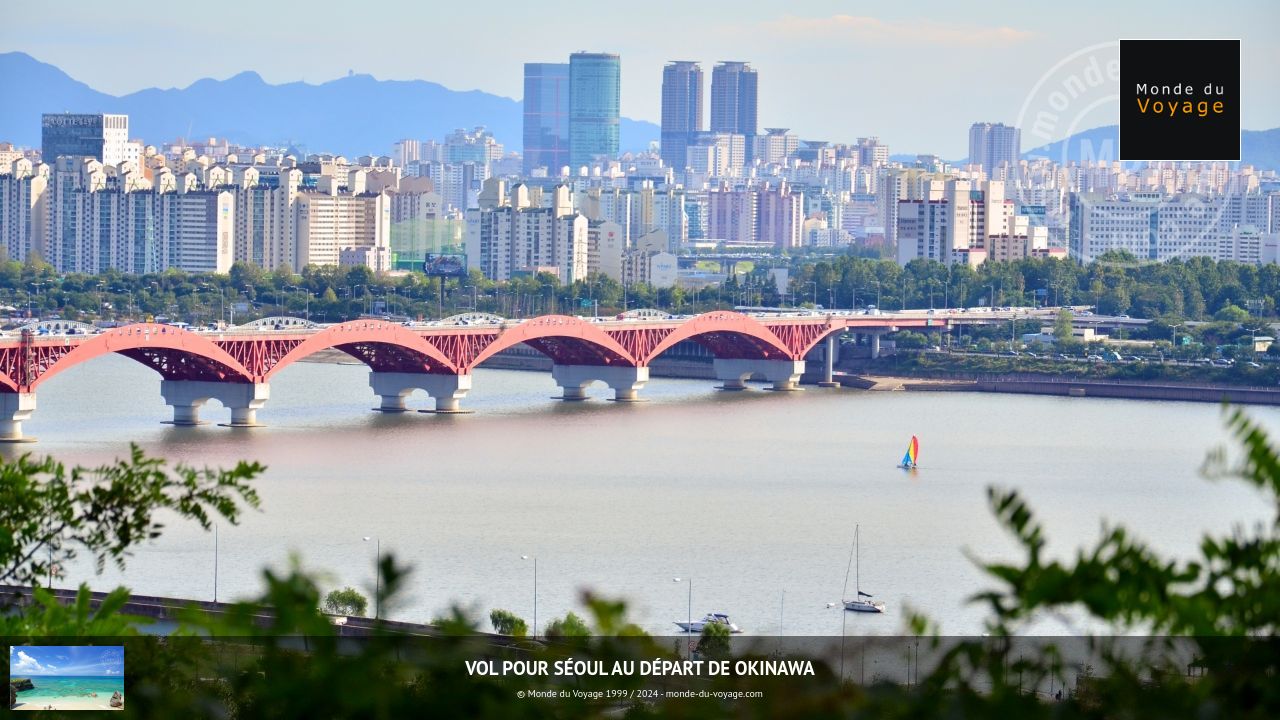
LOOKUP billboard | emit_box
[423,253,467,278]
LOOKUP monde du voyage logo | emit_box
[1120,39,1240,161]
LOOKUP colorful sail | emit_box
[901,435,919,467]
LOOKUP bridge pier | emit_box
[160,380,270,427]
[369,372,472,413]
[551,364,649,402]
[0,392,37,442]
[870,332,882,359]
[714,358,805,391]
[818,335,840,387]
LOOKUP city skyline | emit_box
[4,1,1277,158]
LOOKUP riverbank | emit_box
[297,346,1280,405]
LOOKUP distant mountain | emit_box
[1023,124,1280,171]
[0,52,659,156]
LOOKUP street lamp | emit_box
[807,281,817,309]
[521,555,538,639]
[213,523,219,603]
[363,536,381,619]
[673,577,692,637]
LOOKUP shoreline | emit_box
[13,698,122,711]
[298,347,1280,406]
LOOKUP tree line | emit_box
[2,249,1279,325]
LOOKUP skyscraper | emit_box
[568,52,621,169]
[523,63,570,175]
[41,113,130,165]
[710,62,758,164]
[660,61,703,172]
[968,123,1021,175]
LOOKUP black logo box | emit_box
[1119,39,1240,161]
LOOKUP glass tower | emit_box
[523,63,570,175]
[568,52,621,169]
[710,62,758,164]
[660,61,703,172]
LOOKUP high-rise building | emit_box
[896,179,1056,266]
[710,62,758,165]
[660,61,703,172]
[968,123,1021,175]
[568,52,621,169]
[294,188,391,271]
[41,113,130,165]
[0,159,50,263]
[1069,191,1271,263]
[465,180,587,283]
[754,128,800,166]
[523,63,571,175]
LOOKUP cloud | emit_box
[11,650,47,674]
[757,14,1034,48]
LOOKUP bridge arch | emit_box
[467,315,637,370]
[19,323,254,392]
[261,319,461,379]
[638,311,793,364]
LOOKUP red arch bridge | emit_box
[0,308,977,441]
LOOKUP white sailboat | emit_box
[842,524,885,614]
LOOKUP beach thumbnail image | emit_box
[8,646,124,711]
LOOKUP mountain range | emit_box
[2,52,1276,170]
[0,52,659,157]
[1022,125,1280,171]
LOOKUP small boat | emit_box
[674,613,744,634]
[842,524,886,614]
[899,435,919,469]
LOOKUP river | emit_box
[6,354,1274,637]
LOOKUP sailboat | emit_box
[899,435,919,469]
[842,524,886,614]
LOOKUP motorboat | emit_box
[674,613,743,634]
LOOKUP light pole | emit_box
[807,281,817,309]
[213,523,219,603]
[363,536,380,619]
[521,555,537,639]
[673,577,692,638]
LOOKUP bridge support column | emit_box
[714,358,806,392]
[369,372,473,414]
[870,332,882,359]
[160,381,270,427]
[551,364,649,402]
[0,392,37,442]
[818,335,840,387]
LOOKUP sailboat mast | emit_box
[855,524,860,595]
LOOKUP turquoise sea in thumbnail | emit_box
[12,676,124,706]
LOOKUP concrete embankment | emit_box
[299,349,1280,405]
[911,376,1280,405]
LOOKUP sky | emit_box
[9,645,124,677]
[3,0,1278,157]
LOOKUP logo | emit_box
[1119,39,1240,161]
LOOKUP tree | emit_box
[696,620,731,659]
[1213,303,1249,323]
[1053,308,1074,342]
[321,587,368,617]
[544,611,590,638]
[0,445,262,588]
[488,608,528,637]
